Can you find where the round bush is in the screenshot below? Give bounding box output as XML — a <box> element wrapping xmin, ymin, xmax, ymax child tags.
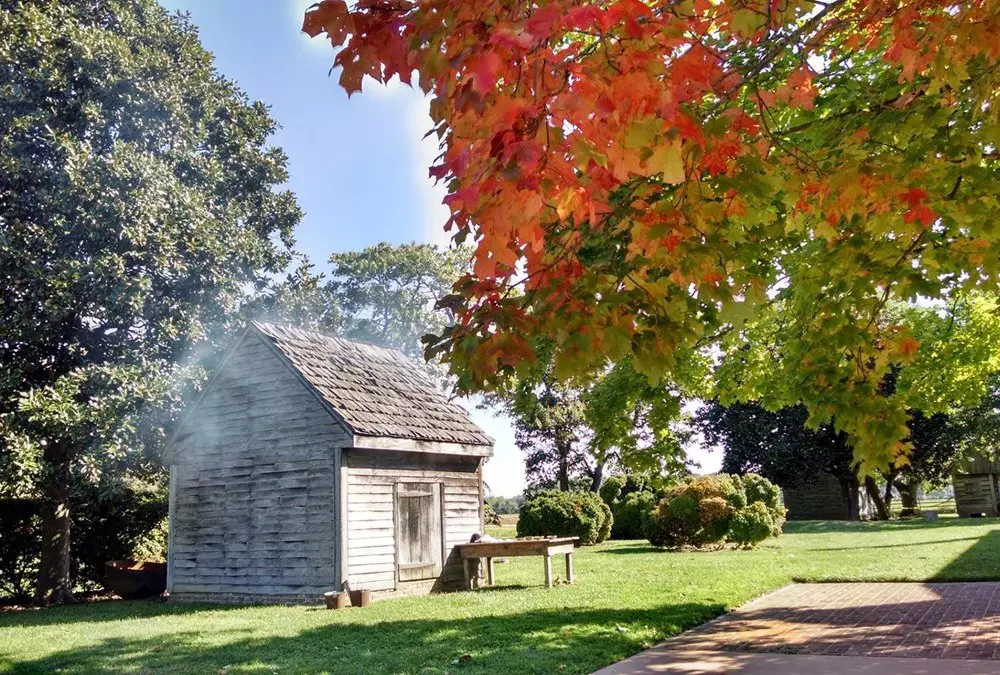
<box><xmin>599</xmin><ymin>475</ymin><xmax>626</xmax><ymax>506</ymax></box>
<box><xmin>742</xmin><ymin>473</ymin><xmax>781</xmax><ymax>510</ymax></box>
<box><xmin>769</xmin><ymin>506</ymin><xmax>787</xmax><ymax>537</ymax></box>
<box><xmin>647</xmin><ymin>490</ymin><xmax>731</xmax><ymax>548</ymax></box>
<box><xmin>517</xmin><ymin>490</ymin><xmax>613</xmax><ymax>545</ymax></box>
<box><xmin>736</xmin><ymin>473</ymin><xmax>785</xmax><ymax>538</ymax></box>
<box><xmin>728</xmin><ymin>501</ymin><xmax>775</xmax><ymax>548</ymax></box>
<box><xmin>713</xmin><ymin>474</ymin><xmax>748</xmax><ymax>510</ymax></box>
<box><xmin>698</xmin><ymin>496</ymin><xmax>733</xmax><ymax>543</ymax></box>
<box><xmin>611</xmin><ymin>491</ymin><xmax>656</xmax><ymax>539</ymax></box>
<box><xmin>645</xmin><ymin>475</ymin><xmax>742</xmax><ymax>549</ymax></box>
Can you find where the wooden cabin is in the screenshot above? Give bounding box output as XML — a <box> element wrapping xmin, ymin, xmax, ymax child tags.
<box><xmin>781</xmin><ymin>473</ymin><xmax>874</xmax><ymax>521</ymax></box>
<box><xmin>953</xmin><ymin>455</ymin><xmax>1000</xmax><ymax>517</ymax></box>
<box><xmin>165</xmin><ymin>322</ymin><xmax>493</xmax><ymax>603</ymax></box>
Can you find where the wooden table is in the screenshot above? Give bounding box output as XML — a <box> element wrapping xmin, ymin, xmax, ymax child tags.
<box><xmin>458</xmin><ymin>537</ymin><xmax>578</xmax><ymax>589</ymax></box>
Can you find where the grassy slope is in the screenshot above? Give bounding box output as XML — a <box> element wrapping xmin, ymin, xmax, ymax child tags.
<box><xmin>2</xmin><ymin>519</ymin><xmax>1000</xmax><ymax>675</ymax></box>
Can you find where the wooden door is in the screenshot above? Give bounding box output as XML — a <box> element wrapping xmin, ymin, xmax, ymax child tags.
<box><xmin>394</xmin><ymin>482</ymin><xmax>442</xmax><ymax>582</ymax></box>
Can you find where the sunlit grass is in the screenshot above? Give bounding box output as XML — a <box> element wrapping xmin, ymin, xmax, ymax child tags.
<box><xmin>1</xmin><ymin>518</ymin><xmax>998</xmax><ymax>674</ymax></box>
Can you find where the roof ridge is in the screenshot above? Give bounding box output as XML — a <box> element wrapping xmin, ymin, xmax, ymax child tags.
<box><xmin>248</xmin><ymin>321</ymin><xmax>493</xmax><ymax>447</ymax></box>
<box><xmin>251</xmin><ymin>321</ymin><xmax>409</xmax><ymax>360</ymax></box>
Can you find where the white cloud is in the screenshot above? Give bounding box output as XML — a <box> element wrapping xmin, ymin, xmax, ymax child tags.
<box><xmin>360</xmin><ymin>75</ymin><xmax>452</xmax><ymax>246</ymax></box>
<box><xmin>406</xmin><ymin>93</ymin><xmax>452</xmax><ymax>247</ymax></box>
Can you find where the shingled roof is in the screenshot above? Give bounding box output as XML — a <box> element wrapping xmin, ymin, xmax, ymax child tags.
<box><xmin>251</xmin><ymin>322</ymin><xmax>493</xmax><ymax>448</ymax></box>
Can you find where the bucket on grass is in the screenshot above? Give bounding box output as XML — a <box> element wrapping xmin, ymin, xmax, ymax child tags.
<box><xmin>324</xmin><ymin>591</ymin><xmax>350</xmax><ymax>609</ymax></box>
<box><xmin>349</xmin><ymin>589</ymin><xmax>372</xmax><ymax>607</ymax></box>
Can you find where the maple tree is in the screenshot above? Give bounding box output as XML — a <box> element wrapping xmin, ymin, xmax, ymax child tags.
<box><xmin>303</xmin><ymin>0</ymin><xmax>1000</xmax><ymax>470</ymax></box>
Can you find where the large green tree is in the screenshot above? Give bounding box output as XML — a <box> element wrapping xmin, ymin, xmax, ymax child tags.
<box><xmin>710</xmin><ymin>295</ymin><xmax>1000</xmax><ymax>518</ymax></box>
<box><xmin>250</xmin><ymin>242</ymin><xmax>470</xmax><ymax>383</ymax></box>
<box><xmin>488</xmin><ymin>347</ymin><xmax>704</xmax><ymax>493</ymax></box>
<box><xmin>0</xmin><ymin>0</ymin><xmax>300</xmax><ymax>603</ymax></box>
<box><xmin>306</xmin><ymin>0</ymin><xmax>1000</xmax><ymax>475</ymax></box>
<box><xmin>699</xmin><ymin>401</ymin><xmax>866</xmax><ymax>519</ymax></box>
<box><xmin>329</xmin><ymin>242</ymin><xmax>469</xmax><ymax>361</ymax></box>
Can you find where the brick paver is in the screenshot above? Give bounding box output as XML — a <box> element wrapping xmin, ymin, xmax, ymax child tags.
<box><xmin>675</xmin><ymin>582</ymin><xmax>1000</xmax><ymax>660</ymax></box>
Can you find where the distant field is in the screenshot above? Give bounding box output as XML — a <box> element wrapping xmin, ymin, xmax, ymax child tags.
<box><xmin>889</xmin><ymin>496</ymin><xmax>957</xmax><ymax>516</ymax></box>
<box><xmin>490</xmin><ymin>514</ymin><xmax>518</xmax><ymax>538</ymax></box>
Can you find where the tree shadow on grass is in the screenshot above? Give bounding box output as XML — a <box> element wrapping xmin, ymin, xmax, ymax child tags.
<box><xmin>0</xmin><ymin>598</ymin><xmax>255</xmax><ymax>629</ymax></box>
<box><xmin>803</xmin><ymin>536</ymin><xmax>984</xmax><ymax>552</ymax></box>
<box><xmin>934</xmin><ymin>530</ymin><xmax>1000</xmax><ymax>581</ymax></box>
<box><xmin>785</xmin><ymin>518</ymin><xmax>999</xmax><ymax>535</ymax></box>
<box><xmin>599</xmin><ymin>544</ymin><xmax>661</xmax><ymax>555</ymax></box>
<box><xmin>0</xmin><ymin>603</ymin><xmax>725</xmax><ymax>675</ymax></box>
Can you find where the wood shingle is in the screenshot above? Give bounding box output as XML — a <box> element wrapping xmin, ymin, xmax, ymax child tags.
<box><xmin>252</xmin><ymin>322</ymin><xmax>492</xmax><ymax>447</ymax></box>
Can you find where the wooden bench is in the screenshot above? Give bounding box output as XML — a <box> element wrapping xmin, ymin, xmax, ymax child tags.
<box><xmin>458</xmin><ymin>537</ymin><xmax>578</xmax><ymax>589</ymax></box>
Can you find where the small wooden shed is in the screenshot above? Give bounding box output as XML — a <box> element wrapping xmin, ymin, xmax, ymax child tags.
<box><xmin>953</xmin><ymin>455</ymin><xmax>1000</xmax><ymax>517</ymax></box>
<box><xmin>781</xmin><ymin>473</ymin><xmax>874</xmax><ymax>521</ymax></box>
<box><xmin>166</xmin><ymin>322</ymin><xmax>493</xmax><ymax>603</ymax></box>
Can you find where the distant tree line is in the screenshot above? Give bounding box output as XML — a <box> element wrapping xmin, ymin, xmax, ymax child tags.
<box><xmin>484</xmin><ymin>495</ymin><xmax>523</xmax><ymax>515</ymax></box>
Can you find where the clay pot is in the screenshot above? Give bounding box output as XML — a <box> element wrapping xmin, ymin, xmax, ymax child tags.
<box><xmin>324</xmin><ymin>591</ymin><xmax>350</xmax><ymax>609</ymax></box>
<box><xmin>349</xmin><ymin>589</ymin><xmax>372</xmax><ymax>607</ymax></box>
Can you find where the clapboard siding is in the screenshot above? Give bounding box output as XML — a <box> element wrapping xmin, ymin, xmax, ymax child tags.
<box><xmin>168</xmin><ymin>331</ymin><xmax>350</xmax><ymax>597</ymax></box>
<box><xmin>344</xmin><ymin>449</ymin><xmax>483</xmax><ymax>591</ymax></box>
<box><xmin>954</xmin><ymin>473</ymin><xmax>999</xmax><ymax>517</ymax></box>
<box><xmin>167</xmin><ymin>324</ymin><xmax>492</xmax><ymax>603</ymax></box>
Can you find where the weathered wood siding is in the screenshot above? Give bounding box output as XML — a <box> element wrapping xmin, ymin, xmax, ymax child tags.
<box><xmin>168</xmin><ymin>331</ymin><xmax>351</xmax><ymax>598</ymax></box>
<box><xmin>956</xmin><ymin>454</ymin><xmax>1000</xmax><ymax>475</ymax></box>
<box><xmin>954</xmin><ymin>473</ymin><xmax>999</xmax><ymax>517</ymax></box>
<box><xmin>782</xmin><ymin>473</ymin><xmax>873</xmax><ymax>521</ymax></box>
<box><xmin>343</xmin><ymin>449</ymin><xmax>482</xmax><ymax>592</ymax></box>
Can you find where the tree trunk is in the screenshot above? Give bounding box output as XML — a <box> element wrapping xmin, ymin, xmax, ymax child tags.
<box><xmin>589</xmin><ymin>459</ymin><xmax>605</xmax><ymax>493</ymax></box>
<box><xmin>837</xmin><ymin>477</ymin><xmax>861</xmax><ymax>521</ymax></box>
<box><xmin>864</xmin><ymin>475</ymin><xmax>890</xmax><ymax>521</ymax></box>
<box><xmin>897</xmin><ymin>480</ymin><xmax>919</xmax><ymax>517</ymax></box>
<box><xmin>35</xmin><ymin>443</ymin><xmax>76</xmax><ymax>605</ymax></box>
<box><xmin>882</xmin><ymin>471</ymin><xmax>896</xmax><ymax>517</ymax></box>
<box><xmin>556</xmin><ymin>441</ymin><xmax>570</xmax><ymax>491</ymax></box>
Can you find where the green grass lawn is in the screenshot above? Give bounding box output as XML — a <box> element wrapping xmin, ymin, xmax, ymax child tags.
<box><xmin>3</xmin><ymin>518</ymin><xmax>1000</xmax><ymax>674</ymax></box>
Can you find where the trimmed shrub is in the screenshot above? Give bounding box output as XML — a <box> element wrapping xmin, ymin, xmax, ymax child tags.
<box><xmin>646</xmin><ymin>473</ymin><xmax>785</xmax><ymax>550</ymax></box>
<box><xmin>742</xmin><ymin>473</ymin><xmax>781</xmax><ymax>510</ymax></box>
<box><xmin>647</xmin><ymin>489</ymin><xmax>732</xmax><ymax>548</ymax></box>
<box><xmin>729</xmin><ymin>502</ymin><xmax>775</xmax><ymax>548</ymax></box>
<box><xmin>484</xmin><ymin>502</ymin><xmax>502</xmax><ymax>527</ymax></box>
<box><xmin>596</xmin><ymin>499</ymin><xmax>613</xmax><ymax>543</ymax></box>
<box><xmin>611</xmin><ymin>491</ymin><xmax>656</xmax><ymax>539</ymax></box>
<box><xmin>711</xmin><ymin>474</ymin><xmax>748</xmax><ymax>510</ymax></box>
<box><xmin>517</xmin><ymin>490</ymin><xmax>613</xmax><ymax>545</ymax></box>
<box><xmin>769</xmin><ymin>506</ymin><xmax>787</xmax><ymax>537</ymax></box>
<box><xmin>737</xmin><ymin>473</ymin><xmax>785</xmax><ymax>538</ymax></box>
<box><xmin>599</xmin><ymin>475</ymin><xmax>626</xmax><ymax>506</ymax></box>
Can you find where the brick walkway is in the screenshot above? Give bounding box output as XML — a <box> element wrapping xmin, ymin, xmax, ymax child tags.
<box><xmin>678</xmin><ymin>582</ymin><xmax>1000</xmax><ymax>661</ymax></box>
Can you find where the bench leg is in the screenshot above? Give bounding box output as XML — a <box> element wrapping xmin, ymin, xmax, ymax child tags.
<box><xmin>486</xmin><ymin>557</ymin><xmax>495</xmax><ymax>586</ymax></box>
<box><xmin>565</xmin><ymin>552</ymin><xmax>574</xmax><ymax>584</ymax></box>
<box><xmin>463</xmin><ymin>559</ymin><xmax>473</xmax><ymax>590</ymax></box>
<box><xmin>544</xmin><ymin>554</ymin><xmax>553</xmax><ymax>588</ymax></box>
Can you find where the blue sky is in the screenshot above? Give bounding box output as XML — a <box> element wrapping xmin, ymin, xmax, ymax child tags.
<box><xmin>159</xmin><ymin>1</ymin><xmax>718</xmax><ymax>494</ymax></box>
<box><xmin>159</xmin><ymin>0</ymin><xmax>528</xmax><ymax>495</ymax></box>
